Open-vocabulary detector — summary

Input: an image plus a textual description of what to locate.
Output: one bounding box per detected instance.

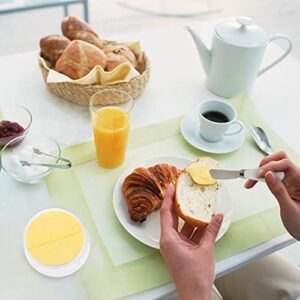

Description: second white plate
[113,156,234,249]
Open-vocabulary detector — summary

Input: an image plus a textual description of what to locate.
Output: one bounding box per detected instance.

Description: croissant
[122,164,181,222]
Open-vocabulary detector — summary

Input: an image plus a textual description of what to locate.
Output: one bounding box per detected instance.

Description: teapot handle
[258,34,293,77]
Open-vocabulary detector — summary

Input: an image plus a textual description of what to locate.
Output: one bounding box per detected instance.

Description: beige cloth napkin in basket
[39,59,139,85]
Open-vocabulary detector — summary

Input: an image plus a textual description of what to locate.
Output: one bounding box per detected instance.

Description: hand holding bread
[160,185,223,300]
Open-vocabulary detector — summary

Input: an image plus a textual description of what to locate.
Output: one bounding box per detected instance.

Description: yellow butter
[187,166,216,185]
[26,211,84,266]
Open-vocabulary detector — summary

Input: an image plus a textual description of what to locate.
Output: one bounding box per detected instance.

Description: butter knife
[210,168,285,182]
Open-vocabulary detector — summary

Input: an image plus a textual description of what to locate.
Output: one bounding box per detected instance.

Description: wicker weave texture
[39,52,150,106]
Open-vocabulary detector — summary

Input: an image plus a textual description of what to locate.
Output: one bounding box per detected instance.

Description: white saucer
[180,112,245,154]
[23,208,91,278]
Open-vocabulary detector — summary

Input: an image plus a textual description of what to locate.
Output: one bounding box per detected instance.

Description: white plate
[113,156,234,249]
[181,112,245,154]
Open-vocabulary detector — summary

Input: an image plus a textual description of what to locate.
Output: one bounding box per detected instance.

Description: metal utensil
[210,168,284,182]
[33,147,69,162]
[33,147,72,166]
[20,160,71,169]
[249,124,275,156]
[20,147,72,169]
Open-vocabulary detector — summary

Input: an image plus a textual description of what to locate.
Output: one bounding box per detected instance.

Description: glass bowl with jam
[0,104,32,148]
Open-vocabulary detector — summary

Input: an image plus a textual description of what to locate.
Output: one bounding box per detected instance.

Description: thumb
[265,171,292,210]
[160,184,177,235]
[202,214,223,248]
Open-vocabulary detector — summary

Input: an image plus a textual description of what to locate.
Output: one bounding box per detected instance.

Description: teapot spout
[185,25,211,75]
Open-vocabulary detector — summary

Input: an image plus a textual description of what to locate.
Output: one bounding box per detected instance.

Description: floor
[0,0,299,270]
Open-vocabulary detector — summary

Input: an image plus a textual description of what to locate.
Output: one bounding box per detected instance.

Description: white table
[1,21,300,299]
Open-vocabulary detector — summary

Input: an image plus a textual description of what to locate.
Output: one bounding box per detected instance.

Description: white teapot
[186,17,293,98]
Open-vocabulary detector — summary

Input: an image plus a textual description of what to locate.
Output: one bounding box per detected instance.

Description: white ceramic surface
[113,156,234,249]
[215,17,268,47]
[181,111,245,154]
[197,99,243,142]
[186,17,293,97]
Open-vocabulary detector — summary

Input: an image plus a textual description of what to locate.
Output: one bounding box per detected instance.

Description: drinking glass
[90,89,134,168]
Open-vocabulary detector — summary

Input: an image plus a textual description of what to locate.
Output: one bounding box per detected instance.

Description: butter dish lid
[23,208,91,277]
[215,16,268,47]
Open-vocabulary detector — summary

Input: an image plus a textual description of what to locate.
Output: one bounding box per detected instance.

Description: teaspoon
[249,124,275,156]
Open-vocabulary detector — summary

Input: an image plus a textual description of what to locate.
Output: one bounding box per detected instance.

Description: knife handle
[244,169,285,182]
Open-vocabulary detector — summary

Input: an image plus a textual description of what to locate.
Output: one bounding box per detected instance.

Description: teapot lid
[215,17,268,47]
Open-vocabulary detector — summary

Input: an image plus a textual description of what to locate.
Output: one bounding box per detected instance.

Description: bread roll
[55,40,107,79]
[104,45,137,71]
[175,157,222,229]
[40,34,71,65]
[61,16,97,38]
[67,30,103,49]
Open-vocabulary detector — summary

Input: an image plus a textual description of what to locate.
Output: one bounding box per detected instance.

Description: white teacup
[198,100,243,142]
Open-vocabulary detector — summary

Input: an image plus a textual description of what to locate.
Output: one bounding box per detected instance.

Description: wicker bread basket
[38,52,150,106]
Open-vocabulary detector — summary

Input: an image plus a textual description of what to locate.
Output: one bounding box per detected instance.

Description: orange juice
[92,107,130,168]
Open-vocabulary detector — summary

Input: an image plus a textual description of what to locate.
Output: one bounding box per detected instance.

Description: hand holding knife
[208,125,285,183]
[210,168,285,182]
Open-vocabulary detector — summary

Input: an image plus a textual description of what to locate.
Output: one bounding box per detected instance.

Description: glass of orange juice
[90,89,133,168]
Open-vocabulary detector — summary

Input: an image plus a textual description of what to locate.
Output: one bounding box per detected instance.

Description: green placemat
[45,94,300,299]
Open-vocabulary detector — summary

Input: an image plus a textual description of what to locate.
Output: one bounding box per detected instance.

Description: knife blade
[210,168,285,182]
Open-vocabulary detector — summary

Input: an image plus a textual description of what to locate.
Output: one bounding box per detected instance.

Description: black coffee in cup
[202,110,229,123]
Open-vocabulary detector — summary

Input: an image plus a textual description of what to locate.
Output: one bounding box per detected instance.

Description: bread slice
[175,157,222,229]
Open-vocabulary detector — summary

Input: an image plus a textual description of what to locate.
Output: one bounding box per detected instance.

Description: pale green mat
[45,94,300,299]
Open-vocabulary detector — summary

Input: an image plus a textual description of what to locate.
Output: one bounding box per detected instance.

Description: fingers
[265,171,292,210]
[244,179,256,189]
[259,151,288,167]
[160,184,178,237]
[244,151,288,190]
[201,214,223,248]
[256,158,291,178]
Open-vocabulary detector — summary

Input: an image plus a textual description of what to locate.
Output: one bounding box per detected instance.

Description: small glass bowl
[0,104,32,148]
[1,134,61,184]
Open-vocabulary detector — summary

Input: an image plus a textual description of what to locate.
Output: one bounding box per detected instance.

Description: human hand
[245,151,300,240]
[160,185,223,300]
